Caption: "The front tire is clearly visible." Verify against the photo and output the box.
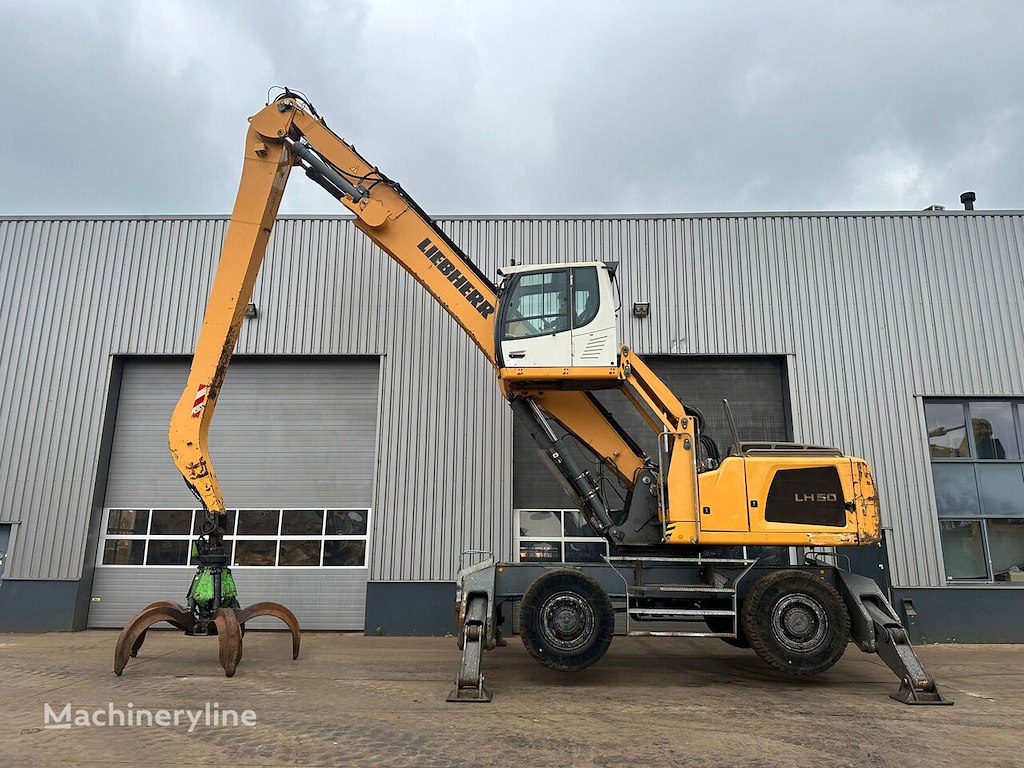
[520,569,614,672]
[741,570,849,676]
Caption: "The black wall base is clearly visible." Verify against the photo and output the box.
[894,587,1024,643]
[0,580,82,632]
[364,581,456,636]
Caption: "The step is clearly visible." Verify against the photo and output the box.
[628,584,735,595]
[628,607,736,618]
[627,630,736,638]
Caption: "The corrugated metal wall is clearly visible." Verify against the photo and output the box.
[1,212,1022,589]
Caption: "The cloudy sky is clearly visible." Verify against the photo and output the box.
[2,1,1021,216]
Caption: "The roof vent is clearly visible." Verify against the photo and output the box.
[960,191,976,211]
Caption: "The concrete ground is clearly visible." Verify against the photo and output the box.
[1,630,1019,767]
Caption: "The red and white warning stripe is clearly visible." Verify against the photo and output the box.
[191,384,209,418]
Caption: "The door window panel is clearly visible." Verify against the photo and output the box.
[571,267,600,328]
[502,272,569,340]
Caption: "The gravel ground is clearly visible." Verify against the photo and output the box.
[1,630,1019,767]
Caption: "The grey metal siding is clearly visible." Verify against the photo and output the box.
[2,212,1023,593]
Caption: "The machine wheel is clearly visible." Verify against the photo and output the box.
[520,569,614,672]
[741,570,849,676]
[705,614,751,649]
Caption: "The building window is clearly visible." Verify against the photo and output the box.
[98,508,370,568]
[925,400,1024,583]
[515,509,609,563]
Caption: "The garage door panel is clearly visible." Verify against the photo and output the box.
[104,358,379,509]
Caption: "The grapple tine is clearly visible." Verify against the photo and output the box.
[212,608,243,677]
[114,602,197,675]
[235,601,302,660]
[129,600,190,658]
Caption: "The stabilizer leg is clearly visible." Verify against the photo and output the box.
[836,569,953,705]
[447,594,492,703]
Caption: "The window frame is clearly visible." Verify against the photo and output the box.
[925,397,1024,584]
[96,507,371,569]
[514,508,610,564]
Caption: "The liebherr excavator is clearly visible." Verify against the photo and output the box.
[114,90,949,705]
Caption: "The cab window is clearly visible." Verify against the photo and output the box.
[572,267,600,328]
[502,271,569,340]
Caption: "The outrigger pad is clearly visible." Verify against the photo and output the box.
[446,679,493,703]
[891,678,954,705]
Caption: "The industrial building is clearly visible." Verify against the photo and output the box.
[1,209,1021,641]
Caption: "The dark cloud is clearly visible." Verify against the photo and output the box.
[1,1,1020,216]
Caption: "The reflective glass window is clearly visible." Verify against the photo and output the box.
[237,509,280,536]
[102,539,146,565]
[194,509,236,535]
[519,510,562,537]
[969,402,1018,459]
[234,540,276,566]
[146,539,189,565]
[106,509,149,535]
[987,519,1024,581]
[939,520,988,580]
[520,541,562,561]
[977,465,1024,517]
[323,540,366,567]
[150,509,192,536]
[326,509,368,536]
[564,541,607,563]
[279,540,322,566]
[931,464,981,518]
[282,509,324,536]
[925,402,970,457]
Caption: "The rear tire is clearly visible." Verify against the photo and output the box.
[520,569,614,672]
[741,570,849,676]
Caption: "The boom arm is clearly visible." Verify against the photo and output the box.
[169,94,647,517]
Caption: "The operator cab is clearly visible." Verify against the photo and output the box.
[495,261,621,389]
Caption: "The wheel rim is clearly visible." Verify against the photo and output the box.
[770,593,828,652]
[538,591,596,652]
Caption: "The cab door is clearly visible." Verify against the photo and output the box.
[569,266,618,368]
[498,269,572,368]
